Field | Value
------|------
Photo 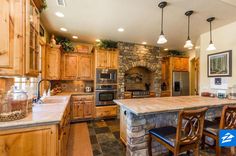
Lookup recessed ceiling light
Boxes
[118,28,124,32]
[55,12,64,18]
[95,39,101,42]
[60,27,67,32]
[164,48,169,51]
[142,42,147,45]
[72,35,78,39]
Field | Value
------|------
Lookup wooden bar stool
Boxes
[148,107,208,156]
[202,105,236,156]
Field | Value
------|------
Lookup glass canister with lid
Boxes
[0,87,28,122]
[228,85,236,100]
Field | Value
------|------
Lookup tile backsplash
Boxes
[51,80,94,92]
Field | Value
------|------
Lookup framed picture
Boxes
[207,50,232,77]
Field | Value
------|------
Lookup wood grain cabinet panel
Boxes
[107,51,118,69]
[78,55,93,80]
[46,45,61,80]
[96,50,107,68]
[61,54,79,80]
[172,57,189,72]
[0,0,24,76]
[96,106,117,118]
[72,95,94,120]
[95,49,118,69]
[0,126,57,156]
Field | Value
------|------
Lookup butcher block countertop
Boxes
[0,95,71,130]
[114,96,236,115]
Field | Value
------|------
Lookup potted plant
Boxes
[97,40,118,50]
[55,36,74,52]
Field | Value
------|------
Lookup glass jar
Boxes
[0,87,28,122]
[228,85,236,100]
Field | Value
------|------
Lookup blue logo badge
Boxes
[219,130,236,147]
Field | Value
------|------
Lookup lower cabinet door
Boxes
[83,101,93,118]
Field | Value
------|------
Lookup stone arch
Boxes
[123,61,158,73]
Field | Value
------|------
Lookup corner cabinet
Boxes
[61,53,94,80]
[25,0,40,76]
[0,0,24,76]
[171,57,189,72]
[95,49,118,69]
[46,45,61,80]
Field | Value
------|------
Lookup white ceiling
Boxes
[41,0,236,50]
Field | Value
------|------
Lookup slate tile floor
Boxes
[88,119,235,156]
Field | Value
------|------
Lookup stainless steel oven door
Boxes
[96,90,117,106]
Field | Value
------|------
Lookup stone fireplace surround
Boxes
[117,42,162,99]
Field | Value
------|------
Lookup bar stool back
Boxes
[148,107,208,156]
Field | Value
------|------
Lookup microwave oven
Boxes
[96,69,117,84]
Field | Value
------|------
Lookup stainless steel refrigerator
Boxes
[172,72,189,96]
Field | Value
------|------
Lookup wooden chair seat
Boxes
[149,126,176,147]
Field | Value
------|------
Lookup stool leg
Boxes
[148,134,152,156]
[215,139,221,156]
[193,145,199,156]
[201,134,205,149]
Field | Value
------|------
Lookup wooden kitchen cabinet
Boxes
[25,0,40,76]
[95,105,117,118]
[120,107,127,144]
[0,125,57,156]
[61,53,79,80]
[72,95,94,120]
[95,49,118,69]
[171,57,189,72]
[78,54,94,80]
[46,45,61,80]
[0,0,24,76]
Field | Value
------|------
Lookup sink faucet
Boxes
[35,79,51,104]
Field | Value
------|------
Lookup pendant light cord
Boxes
[210,21,212,43]
[187,16,190,40]
[161,8,164,35]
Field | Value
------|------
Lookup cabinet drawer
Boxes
[96,106,117,118]
[72,95,93,101]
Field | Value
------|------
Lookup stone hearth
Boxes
[117,42,162,98]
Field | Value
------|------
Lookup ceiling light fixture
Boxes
[142,42,147,45]
[60,27,67,32]
[164,48,168,51]
[95,39,101,42]
[206,17,216,51]
[55,12,64,18]
[72,36,78,39]
[157,1,168,44]
[118,28,124,32]
[184,10,194,49]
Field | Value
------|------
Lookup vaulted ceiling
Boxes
[41,0,236,50]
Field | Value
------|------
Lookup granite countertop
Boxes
[0,96,71,130]
[56,91,94,96]
[114,96,236,115]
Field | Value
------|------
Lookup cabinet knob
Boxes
[124,110,127,116]
[0,50,7,55]
[17,34,23,38]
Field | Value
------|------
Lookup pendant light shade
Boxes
[206,17,216,51]
[184,10,194,49]
[157,1,167,44]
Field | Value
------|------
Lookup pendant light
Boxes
[206,17,216,51]
[157,1,167,44]
[184,10,194,49]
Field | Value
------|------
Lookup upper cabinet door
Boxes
[107,51,118,69]
[46,45,61,80]
[0,0,24,76]
[78,54,93,80]
[61,54,78,80]
[25,0,40,77]
[96,50,107,68]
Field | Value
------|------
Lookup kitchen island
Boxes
[114,96,236,156]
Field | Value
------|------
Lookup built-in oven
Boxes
[96,69,117,84]
[96,85,117,106]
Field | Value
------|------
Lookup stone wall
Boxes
[117,42,161,98]
[124,107,222,156]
